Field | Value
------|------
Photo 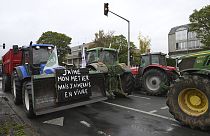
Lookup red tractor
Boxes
[132,52,178,96]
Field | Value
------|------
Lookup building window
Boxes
[175,30,187,41]
[188,40,201,49]
[176,43,179,50]
[176,42,187,50]
[188,32,197,39]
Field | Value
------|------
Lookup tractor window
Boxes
[87,51,97,63]
[23,51,29,64]
[160,56,167,65]
[33,47,53,64]
[141,56,150,67]
[151,55,159,64]
[99,50,117,65]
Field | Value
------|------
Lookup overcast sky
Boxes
[0,0,209,57]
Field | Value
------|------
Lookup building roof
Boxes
[87,47,117,52]
[168,24,189,35]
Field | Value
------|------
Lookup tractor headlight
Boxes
[35,46,40,50]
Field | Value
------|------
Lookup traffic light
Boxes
[3,43,5,49]
[104,3,109,16]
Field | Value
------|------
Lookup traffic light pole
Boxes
[109,11,131,67]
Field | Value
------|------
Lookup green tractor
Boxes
[86,47,134,98]
[167,50,210,130]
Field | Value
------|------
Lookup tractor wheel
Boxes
[11,70,22,105]
[166,75,210,130]
[2,74,11,92]
[142,69,168,96]
[121,73,135,95]
[22,81,35,118]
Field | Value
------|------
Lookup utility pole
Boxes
[104,3,131,66]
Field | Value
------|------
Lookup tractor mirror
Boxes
[13,45,19,54]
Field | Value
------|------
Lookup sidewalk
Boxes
[0,94,37,135]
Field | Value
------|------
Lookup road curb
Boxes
[0,96,38,136]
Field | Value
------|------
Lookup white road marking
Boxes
[43,117,64,126]
[171,123,181,127]
[80,121,91,128]
[160,106,168,110]
[166,127,174,132]
[148,110,157,113]
[97,130,111,136]
[102,101,177,122]
[130,95,151,100]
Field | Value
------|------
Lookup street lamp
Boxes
[104,3,131,67]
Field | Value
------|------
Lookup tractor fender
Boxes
[118,63,131,73]
[142,65,168,75]
[14,66,30,81]
[87,62,108,73]
[142,65,177,74]
[180,68,210,76]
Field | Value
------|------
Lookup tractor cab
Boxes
[140,52,167,67]
[31,44,54,65]
[31,44,55,75]
[15,44,55,75]
[87,47,118,65]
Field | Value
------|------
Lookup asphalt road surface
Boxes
[1,81,210,136]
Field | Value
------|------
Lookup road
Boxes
[1,80,210,136]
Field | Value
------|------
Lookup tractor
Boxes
[2,42,107,118]
[167,50,210,130]
[86,47,134,98]
[133,52,178,96]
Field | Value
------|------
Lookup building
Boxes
[168,24,204,58]
[66,42,94,68]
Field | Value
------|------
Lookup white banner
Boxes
[81,47,86,68]
[43,46,59,72]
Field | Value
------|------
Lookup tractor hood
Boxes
[149,64,177,71]
[87,62,108,73]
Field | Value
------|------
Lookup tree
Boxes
[111,35,130,63]
[189,5,210,46]
[90,30,114,48]
[37,31,72,64]
[111,35,138,64]
[138,33,151,54]
[91,30,139,65]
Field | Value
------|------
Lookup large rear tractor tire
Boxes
[142,69,169,96]
[11,70,22,105]
[22,81,35,118]
[2,74,11,92]
[121,73,135,95]
[166,75,210,130]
